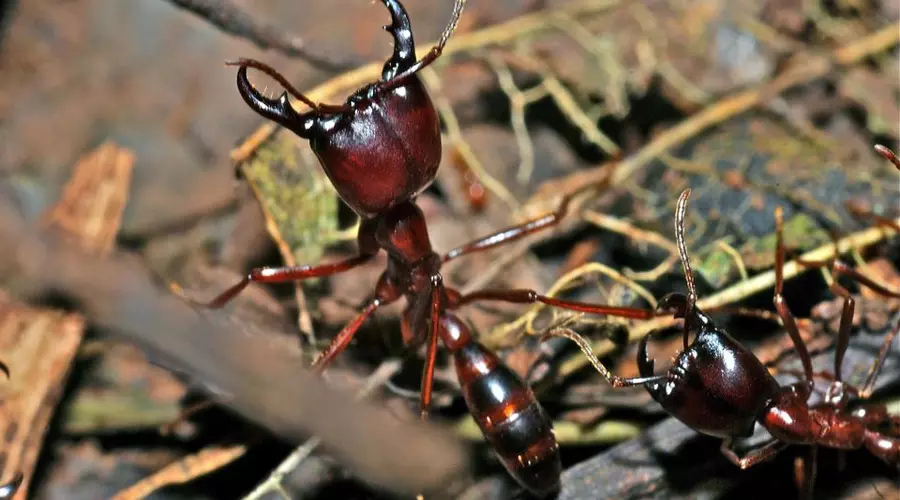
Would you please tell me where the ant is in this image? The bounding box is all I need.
[181,0,664,495]
[550,181,900,499]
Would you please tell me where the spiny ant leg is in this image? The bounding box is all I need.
[774,207,815,382]
[184,254,374,309]
[451,288,656,319]
[419,278,443,420]
[311,300,383,374]
[720,438,787,469]
[442,192,575,263]
[541,327,664,388]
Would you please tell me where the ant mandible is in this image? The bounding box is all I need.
[183,0,663,495]
[552,176,900,498]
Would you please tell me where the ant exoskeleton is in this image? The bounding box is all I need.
[181,0,664,495]
[551,181,900,498]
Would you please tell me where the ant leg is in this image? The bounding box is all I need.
[720,438,787,469]
[774,207,815,382]
[442,192,577,263]
[451,288,656,320]
[419,279,443,420]
[311,300,383,374]
[182,254,375,309]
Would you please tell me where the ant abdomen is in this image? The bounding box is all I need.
[639,298,780,439]
[446,316,561,496]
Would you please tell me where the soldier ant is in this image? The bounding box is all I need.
[181,0,665,495]
[551,183,900,498]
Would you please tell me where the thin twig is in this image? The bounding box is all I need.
[166,0,358,71]
[243,360,403,500]
[0,203,472,497]
[111,445,249,500]
[610,24,900,185]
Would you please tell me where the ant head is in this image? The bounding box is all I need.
[638,189,780,439]
[232,0,467,218]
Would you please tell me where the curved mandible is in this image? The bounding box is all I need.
[233,64,321,139]
[637,333,663,397]
[380,0,417,81]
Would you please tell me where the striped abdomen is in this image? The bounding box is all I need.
[453,341,561,496]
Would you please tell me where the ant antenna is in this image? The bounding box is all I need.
[674,189,696,307]
[874,144,900,171]
[540,327,664,388]
[674,189,697,350]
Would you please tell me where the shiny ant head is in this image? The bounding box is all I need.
[638,190,780,439]
[232,0,467,218]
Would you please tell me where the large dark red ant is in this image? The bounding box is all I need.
[551,180,900,498]
[181,0,665,495]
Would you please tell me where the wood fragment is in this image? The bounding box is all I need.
[109,445,248,500]
[0,141,135,499]
[40,142,134,256]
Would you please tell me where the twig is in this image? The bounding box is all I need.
[610,24,900,185]
[111,445,248,500]
[165,0,358,71]
[243,360,403,500]
[0,202,472,497]
[581,210,680,282]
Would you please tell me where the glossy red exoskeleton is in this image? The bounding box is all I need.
[554,177,900,499]
[183,0,663,495]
